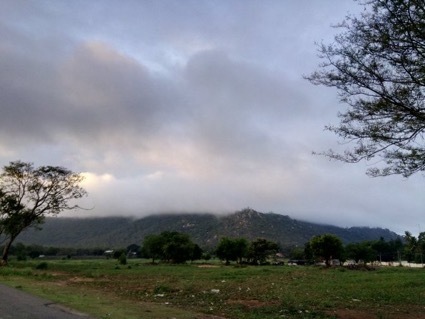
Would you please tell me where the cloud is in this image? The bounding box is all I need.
[53,44,311,216]
[60,42,181,138]
[0,1,423,235]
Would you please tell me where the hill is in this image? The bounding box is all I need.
[17,208,399,250]
[17,209,398,248]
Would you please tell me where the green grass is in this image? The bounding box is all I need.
[1,259,425,319]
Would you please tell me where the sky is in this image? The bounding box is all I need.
[0,0,423,235]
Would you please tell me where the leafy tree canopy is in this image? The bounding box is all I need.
[215,237,249,265]
[247,238,280,265]
[404,231,425,263]
[141,231,202,264]
[345,242,377,265]
[310,234,344,266]
[0,161,87,264]
[307,0,425,177]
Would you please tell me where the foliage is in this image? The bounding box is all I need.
[215,237,249,264]
[2,243,107,260]
[304,235,405,265]
[307,0,425,177]
[247,238,280,264]
[215,237,280,265]
[118,252,127,265]
[303,241,314,262]
[309,234,344,266]
[0,161,87,264]
[371,236,404,262]
[403,231,425,263]
[35,261,48,270]
[112,249,126,259]
[345,242,376,265]
[141,231,202,264]
[142,234,166,263]
[289,247,305,260]
[191,243,203,261]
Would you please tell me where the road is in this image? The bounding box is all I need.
[0,284,94,319]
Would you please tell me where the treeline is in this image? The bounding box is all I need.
[141,231,281,265]
[6,230,423,266]
[5,243,108,260]
[292,233,419,266]
[5,231,282,265]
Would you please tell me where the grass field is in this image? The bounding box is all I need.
[1,259,425,319]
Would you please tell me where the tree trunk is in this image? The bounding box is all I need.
[325,258,331,267]
[1,237,15,265]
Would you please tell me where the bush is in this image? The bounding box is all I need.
[35,262,48,270]
[17,253,27,261]
[118,253,127,265]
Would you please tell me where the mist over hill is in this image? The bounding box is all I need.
[17,209,399,250]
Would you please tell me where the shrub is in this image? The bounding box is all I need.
[118,252,127,265]
[35,262,48,270]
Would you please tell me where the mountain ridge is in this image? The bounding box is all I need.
[17,208,399,250]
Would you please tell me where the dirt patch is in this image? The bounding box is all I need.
[53,276,96,287]
[68,276,96,283]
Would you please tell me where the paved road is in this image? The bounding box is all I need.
[0,284,94,319]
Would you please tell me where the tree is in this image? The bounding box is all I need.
[403,230,425,263]
[309,234,344,266]
[404,231,418,262]
[289,247,306,260]
[247,238,280,265]
[345,241,377,265]
[383,237,404,262]
[215,237,237,265]
[304,241,314,262]
[141,231,202,264]
[118,252,127,265]
[417,232,425,263]
[0,161,87,264]
[371,237,388,262]
[215,237,248,265]
[162,231,197,264]
[307,0,425,177]
[190,243,203,262]
[142,234,165,263]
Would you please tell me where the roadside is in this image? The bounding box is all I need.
[0,276,223,319]
[0,283,93,319]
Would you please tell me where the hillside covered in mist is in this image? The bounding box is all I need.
[17,209,399,250]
